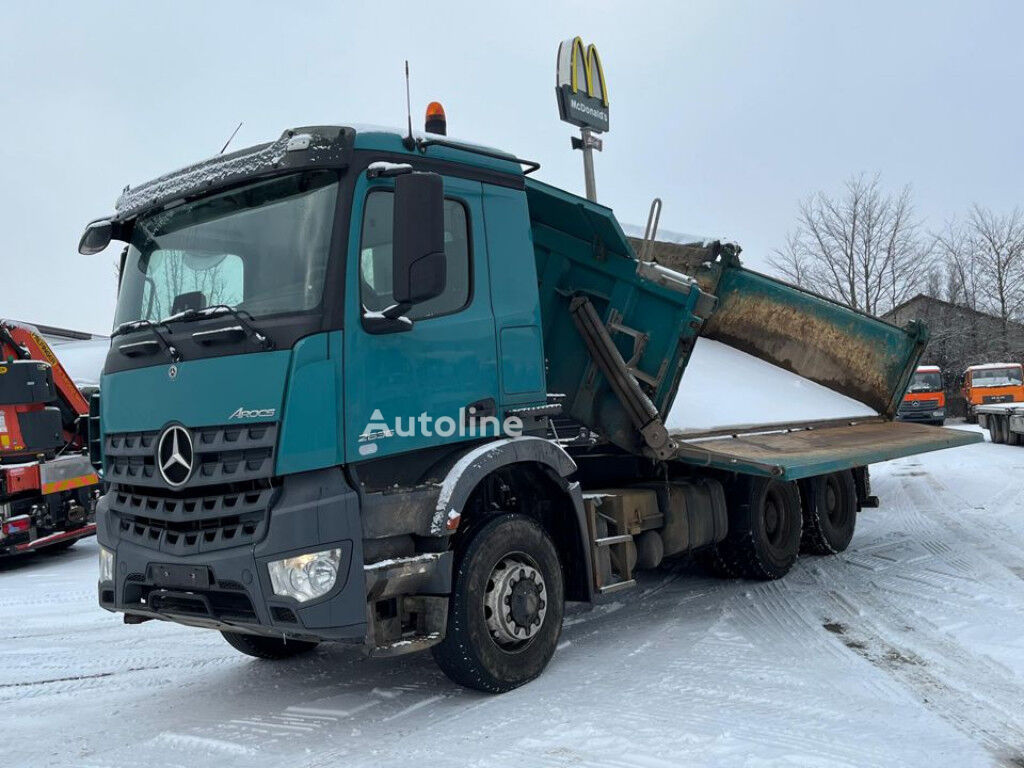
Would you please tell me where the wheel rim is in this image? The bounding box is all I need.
[762,485,795,556]
[824,475,850,529]
[483,553,548,650]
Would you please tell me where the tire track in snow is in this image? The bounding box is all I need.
[812,468,1024,764]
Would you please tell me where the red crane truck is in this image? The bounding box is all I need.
[0,320,100,557]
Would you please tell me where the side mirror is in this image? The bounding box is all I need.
[392,172,446,306]
[79,219,113,255]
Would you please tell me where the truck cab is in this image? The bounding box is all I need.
[897,365,945,426]
[961,363,1024,420]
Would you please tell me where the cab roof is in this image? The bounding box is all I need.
[966,362,1022,372]
[113,124,532,222]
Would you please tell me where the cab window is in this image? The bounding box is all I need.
[359,190,471,320]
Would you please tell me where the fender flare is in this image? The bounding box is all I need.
[431,437,594,601]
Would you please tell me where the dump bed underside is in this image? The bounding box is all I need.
[673,421,980,480]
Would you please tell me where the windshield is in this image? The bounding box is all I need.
[909,371,942,392]
[971,366,1024,388]
[114,170,338,328]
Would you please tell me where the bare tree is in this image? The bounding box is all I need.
[771,174,933,315]
[935,219,980,310]
[967,206,1024,357]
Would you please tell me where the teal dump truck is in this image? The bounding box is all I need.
[79,123,979,692]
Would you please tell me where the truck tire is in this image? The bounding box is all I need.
[799,471,857,555]
[221,632,319,660]
[989,416,1006,444]
[718,477,802,580]
[432,513,564,693]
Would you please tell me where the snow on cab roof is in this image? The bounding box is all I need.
[916,365,941,372]
[344,123,514,158]
[115,124,521,219]
[966,362,1022,371]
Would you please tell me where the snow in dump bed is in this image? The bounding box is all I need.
[620,222,712,246]
[666,337,877,434]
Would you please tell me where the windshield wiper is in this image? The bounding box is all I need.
[111,319,182,362]
[171,306,274,350]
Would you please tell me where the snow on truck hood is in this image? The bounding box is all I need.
[666,338,878,434]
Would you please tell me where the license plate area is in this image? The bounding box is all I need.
[147,563,211,590]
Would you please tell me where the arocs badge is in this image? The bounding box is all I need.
[556,37,609,133]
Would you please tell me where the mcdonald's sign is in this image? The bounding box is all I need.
[556,37,609,133]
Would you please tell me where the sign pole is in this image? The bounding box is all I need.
[580,128,597,202]
[556,36,609,204]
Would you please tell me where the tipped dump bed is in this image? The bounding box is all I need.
[526,179,982,472]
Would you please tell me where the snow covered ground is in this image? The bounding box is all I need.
[3,425,1024,768]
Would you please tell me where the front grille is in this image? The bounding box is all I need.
[104,422,277,490]
[899,398,939,413]
[109,486,274,555]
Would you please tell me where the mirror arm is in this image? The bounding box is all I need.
[382,302,412,320]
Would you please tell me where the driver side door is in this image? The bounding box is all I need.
[343,170,499,462]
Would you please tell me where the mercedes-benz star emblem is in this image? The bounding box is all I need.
[157,425,193,487]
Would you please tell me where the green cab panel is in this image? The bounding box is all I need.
[275,332,344,476]
[100,350,292,433]
[100,334,344,479]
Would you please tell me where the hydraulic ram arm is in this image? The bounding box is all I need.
[569,295,675,460]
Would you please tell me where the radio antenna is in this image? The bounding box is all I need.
[220,121,243,154]
[403,61,415,150]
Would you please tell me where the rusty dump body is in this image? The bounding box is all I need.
[657,247,928,420]
[536,205,982,479]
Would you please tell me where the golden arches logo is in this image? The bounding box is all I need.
[556,36,610,132]
[562,37,608,107]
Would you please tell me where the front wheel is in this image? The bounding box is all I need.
[432,514,564,693]
[221,631,319,660]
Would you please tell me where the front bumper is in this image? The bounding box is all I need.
[97,468,370,642]
[897,408,944,422]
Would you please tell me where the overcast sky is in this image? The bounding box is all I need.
[2,1,1021,334]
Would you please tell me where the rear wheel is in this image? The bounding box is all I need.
[1008,425,1023,446]
[800,471,857,555]
[221,631,319,660]
[990,416,1007,444]
[432,514,564,693]
[717,477,802,580]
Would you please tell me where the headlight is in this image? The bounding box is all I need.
[268,548,342,602]
[934,409,945,417]
[98,547,114,583]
